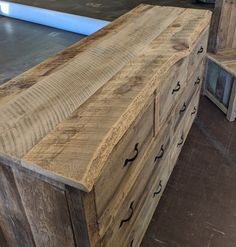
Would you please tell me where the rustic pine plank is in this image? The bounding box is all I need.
[209,0,236,51]
[0,6,212,192]
[13,169,75,247]
[208,0,224,52]
[218,0,232,50]
[21,8,212,192]
[65,187,101,247]
[0,5,183,159]
[0,164,35,247]
[227,2,236,49]
[207,50,236,76]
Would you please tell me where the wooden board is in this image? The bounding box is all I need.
[65,187,100,247]
[0,162,77,247]
[0,164,35,247]
[208,0,236,52]
[0,5,182,158]
[0,5,212,192]
[13,169,75,247]
[208,49,236,77]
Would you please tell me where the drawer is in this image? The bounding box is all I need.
[95,97,155,236]
[158,57,189,127]
[170,88,201,165]
[188,61,205,95]
[171,67,203,133]
[127,90,201,247]
[188,27,209,79]
[100,116,172,246]
[126,155,173,247]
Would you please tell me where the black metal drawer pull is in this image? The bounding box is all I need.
[120,201,134,228]
[191,107,197,115]
[154,145,165,162]
[194,77,201,85]
[153,181,163,197]
[177,136,184,147]
[179,103,187,113]
[197,46,204,54]
[124,143,139,167]
[130,240,134,247]
[172,81,181,94]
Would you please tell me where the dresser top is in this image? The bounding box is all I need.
[0,5,211,192]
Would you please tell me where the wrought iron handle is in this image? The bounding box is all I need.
[195,77,201,85]
[177,136,184,147]
[153,181,163,197]
[191,107,197,115]
[130,240,134,247]
[124,143,139,167]
[154,145,165,162]
[172,81,181,94]
[179,102,187,113]
[197,46,204,54]
[120,201,134,228]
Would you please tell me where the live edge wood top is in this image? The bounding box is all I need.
[0,5,211,192]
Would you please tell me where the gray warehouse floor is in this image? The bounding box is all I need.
[1,1,236,247]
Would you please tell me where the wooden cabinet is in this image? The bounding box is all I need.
[0,5,211,247]
[204,0,236,121]
[204,50,236,121]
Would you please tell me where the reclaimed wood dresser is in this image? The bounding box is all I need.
[0,5,211,247]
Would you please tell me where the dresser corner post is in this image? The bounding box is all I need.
[65,186,101,247]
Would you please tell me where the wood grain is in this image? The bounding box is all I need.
[0,164,35,247]
[66,187,101,247]
[13,169,75,247]
[0,5,183,159]
[0,4,155,106]
[208,0,236,51]
[21,8,211,192]
[208,49,236,77]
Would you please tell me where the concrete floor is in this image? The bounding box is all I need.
[2,1,236,247]
[0,16,84,84]
[10,0,213,21]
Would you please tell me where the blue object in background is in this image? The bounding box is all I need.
[0,0,110,35]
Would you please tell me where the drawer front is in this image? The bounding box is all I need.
[128,89,201,247]
[170,88,201,165]
[100,117,172,246]
[123,157,171,247]
[188,61,204,95]
[172,63,203,134]
[95,97,155,235]
[159,57,189,127]
[188,27,209,79]
[100,88,201,247]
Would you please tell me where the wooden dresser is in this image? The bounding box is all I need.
[0,5,211,247]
